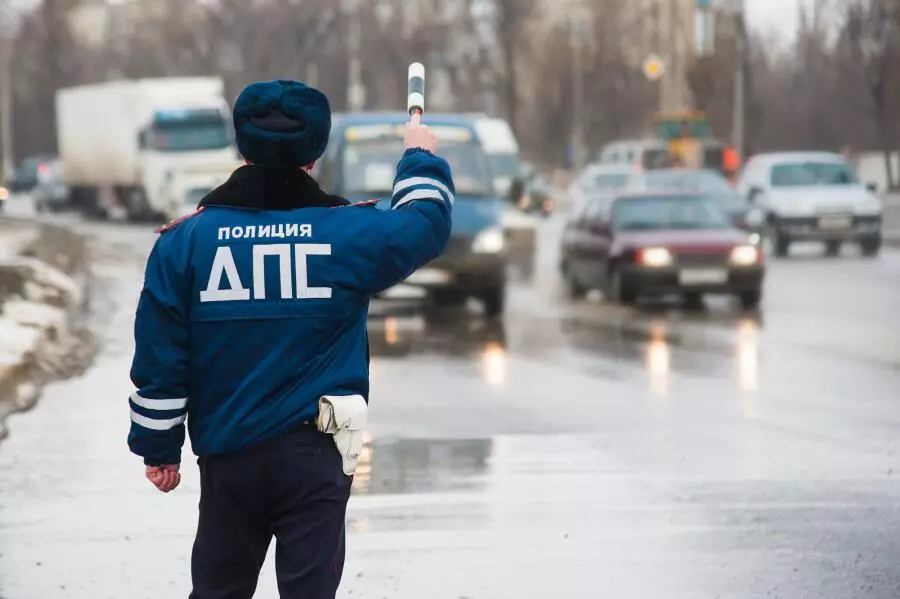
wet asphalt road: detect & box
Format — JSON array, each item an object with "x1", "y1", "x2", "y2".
[{"x1": 1, "y1": 199, "x2": 899, "y2": 598}]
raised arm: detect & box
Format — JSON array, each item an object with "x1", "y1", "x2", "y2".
[{"x1": 362, "y1": 115, "x2": 455, "y2": 294}]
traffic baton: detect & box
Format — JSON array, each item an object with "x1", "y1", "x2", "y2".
[{"x1": 407, "y1": 62, "x2": 425, "y2": 118}]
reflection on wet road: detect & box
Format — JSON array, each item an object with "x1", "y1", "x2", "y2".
[{"x1": 1, "y1": 211, "x2": 899, "y2": 598}]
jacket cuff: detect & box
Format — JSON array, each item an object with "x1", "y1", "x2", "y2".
[
  {"x1": 144, "y1": 450, "x2": 181, "y2": 466},
  {"x1": 402, "y1": 148, "x2": 436, "y2": 159}
]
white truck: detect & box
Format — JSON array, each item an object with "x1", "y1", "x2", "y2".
[{"x1": 55, "y1": 77, "x2": 242, "y2": 222}]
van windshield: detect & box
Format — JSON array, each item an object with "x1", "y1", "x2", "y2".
[
  {"x1": 149, "y1": 111, "x2": 232, "y2": 152},
  {"x1": 487, "y1": 153, "x2": 519, "y2": 179},
  {"x1": 342, "y1": 137, "x2": 494, "y2": 196}
]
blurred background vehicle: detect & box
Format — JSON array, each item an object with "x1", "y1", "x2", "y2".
[
  {"x1": 560, "y1": 191, "x2": 764, "y2": 310},
  {"x1": 316, "y1": 112, "x2": 509, "y2": 318},
  {"x1": 471, "y1": 115, "x2": 520, "y2": 199},
  {"x1": 8, "y1": 154, "x2": 55, "y2": 193},
  {"x1": 735, "y1": 151, "x2": 882, "y2": 257},
  {"x1": 511, "y1": 161, "x2": 554, "y2": 217},
  {"x1": 628, "y1": 168, "x2": 764, "y2": 235},
  {"x1": 0, "y1": 184, "x2": 8, "y2": 212},
  {"x1": 652, "y1": 110, "x2": 741, "y2": 180},
  {"x1": 596, "y1": 138, "x2": 673, "y2": 170},
  {"x1": 32, "y1": 158, "x2": 69, "y2": 213},
  {"x1": 55, "y1": 77, "x2": 240, "y2": 222},
  {"x1": 566, "y1": 163, "x2": 642, "y2": 213}
]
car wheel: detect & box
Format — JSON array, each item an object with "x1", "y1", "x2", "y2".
[
  {"x1": 738, "y1": 289, "x2": 763, "y2": 311},
  {"x1": 824, "y1": 240, "x2": 841, "y2": 256},
  {"x1": 770, "y1": 228, "x2": 790, "y2": 257},
  {"x1": 860, "y1": 238, "x2": 881, "y2": 257},
  {"x1": 481, "y1": 287, "x2": 505, "y2": 319},
  {"x1": 607, "y1": 269, "x2": 636, "y2": 305}
]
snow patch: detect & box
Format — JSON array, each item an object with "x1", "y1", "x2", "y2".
[
  {"x1": 4, "y1": 300, "x2": 68, "y2": 334},
  {"x1": 17, "y1": 257, "x2": 81, "y2": 305},
  {"x1": 0, "y1": 229, "x2": 38, "y2": 260},
  {"x1": 0, "y1": 318, "x2": 41, "y2": 367}
]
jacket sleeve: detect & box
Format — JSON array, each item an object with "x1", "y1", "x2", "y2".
[
  {"x1": 128, "y1": 232, "x2": 191, "y2": 466},
  {"x1": 362, "y1": 148, "x2": 454, "y2": 294}
]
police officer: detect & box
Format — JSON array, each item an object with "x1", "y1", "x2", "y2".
[{"x1": 127, "y1": 79, "x2": 454, "y2": 598}]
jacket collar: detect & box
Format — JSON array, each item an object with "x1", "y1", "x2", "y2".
[{"x1": 199, "y1": 165, "x2": 349, "y2": 210}]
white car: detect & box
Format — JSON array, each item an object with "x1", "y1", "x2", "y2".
[
  {"x1": 567, "y1": 163, "x2": 642, "y2": 213},
  {"x1": 735, "y1": 151, "x2": 882, "y2": 257}
]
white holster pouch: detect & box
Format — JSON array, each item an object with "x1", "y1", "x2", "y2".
[{"x1": 316, "y1": 394, "x2": 368, "y2": 476}]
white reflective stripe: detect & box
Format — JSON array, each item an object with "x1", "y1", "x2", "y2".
[
  {"x1": 393, "y1": 177, "x2": 454, "y2": 205},
  {"x1": 393, "y1": 188, "x2": 446, "y2": 210},
  {"x1": 130, "y1": 409, "x2": 186, "y2": 431},
  {"x1": 130, "y1": 392, "x2": 187, "y2": 411}
]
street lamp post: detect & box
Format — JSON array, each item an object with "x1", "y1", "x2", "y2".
[
  {"x1": 0, "y1": 6, "x2": 16, "y2": 183},
  {"x1": 342, "y1": 0, "x2": 365, "y2": 112},
  {"x1": 568, "y1": 5, "x2": 589, "y2": 170},
  {"x1": 860, "y1": 4, "x2": 894, "y2": 188},
  {"x1": 731, "y1": 0, "x2": 747, "y2": 159}
]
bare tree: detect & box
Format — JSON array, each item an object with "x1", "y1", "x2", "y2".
[{"x1": 845, "y1": 0, "x2": 897, "y2": 186}]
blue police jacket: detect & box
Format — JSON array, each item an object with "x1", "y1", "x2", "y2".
[{"x1": 128, "y1": 148, "x2": 454, "y2": 465}]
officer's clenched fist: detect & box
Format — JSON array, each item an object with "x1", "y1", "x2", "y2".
[
  {"x1": 404, "y1": 112, "x2": 437, "y2": 154},
  {"x1": 146, "y1": 464, "x2": 181, "y2": 493}
]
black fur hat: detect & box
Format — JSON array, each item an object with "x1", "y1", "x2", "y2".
[{"x1": 233, "y1": 79, "x2": 331, "y2": 167}]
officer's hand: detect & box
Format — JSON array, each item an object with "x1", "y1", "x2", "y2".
[
  {"x1": 404, "y1": 112, "x2": 437, "y2": 154},
  {"x1": 146, "y1": 464, "x2": 181, "y2": 493}
]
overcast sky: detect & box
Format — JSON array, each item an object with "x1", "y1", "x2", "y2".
[{"x1": 745, "y1": 0, "x2": 816, "y2": 38}]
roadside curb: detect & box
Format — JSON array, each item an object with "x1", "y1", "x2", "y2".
[{"x1": 0, "y1": 221, "x2": 96, "y2": 443}]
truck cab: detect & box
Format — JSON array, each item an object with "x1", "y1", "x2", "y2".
[
  {"x1": 315, "y1": 112, "x2": 508, "y2": 317},
  {"x1": 138, "y1": 105, "x2": 242, "y2": 221}
]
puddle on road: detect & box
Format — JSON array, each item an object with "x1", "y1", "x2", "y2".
[
  {"x1": 560, "y1": 306, "x2": 762, "y2": 396},
  {"x1": 351, "y1": 434, "x2": 493, "y2": 496}
]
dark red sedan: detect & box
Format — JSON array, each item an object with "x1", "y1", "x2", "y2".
[{"x1": 560, "y1": 191, "x2": 765, "y2": 309}]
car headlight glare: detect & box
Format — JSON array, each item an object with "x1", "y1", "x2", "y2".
[
  {"x1": 638, "y1": 247, "x2": 672, "y2": 267},
  {"x1": 472, "y1": 227, "x2": 505, "y2": 253},
  {"x1": 730, "y1": 244, "x2": 759, "y2": 265}
]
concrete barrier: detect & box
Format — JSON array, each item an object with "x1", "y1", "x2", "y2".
[{"x1": 0, "y1": 219, "x2": 95, "y2": 442}]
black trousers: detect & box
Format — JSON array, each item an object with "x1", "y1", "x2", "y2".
[{"x1": 189, "y1": 425, "x2": 352, "y2": 599}]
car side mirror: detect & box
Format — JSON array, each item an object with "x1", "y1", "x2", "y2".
[
  {"x1": 137, "y1": 130, "x2": 148, "y2": 149},
  {"x1": 747, "y1": 187, "x2": 763, "y2": 203},
  {"x1": 866, "y1": 182, "x2": 877, "y2": 193}
]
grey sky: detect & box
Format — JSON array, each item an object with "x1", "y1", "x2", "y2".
[{"x1": 746, "y1": 0, "x2": 815, "y2": 37}]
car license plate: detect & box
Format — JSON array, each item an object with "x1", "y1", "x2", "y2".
[
  {"x1": 679, "y1": 268, "x2": 728, "y2": 285},
  {"x1": 818, "y1": 215, "x2": 852, "y2": 230},
  {"x1": 406, "y1": 268, "x2": 452, "y2": 285}
]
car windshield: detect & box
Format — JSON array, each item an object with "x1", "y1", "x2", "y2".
[
  {"x1": 150, "y1": 117, "x2": 232, "y2": 152},
  {"x1": 613, "y1": 194, "x2": 731, "y2": 231},
  {"x1": 770, "y1": 161, "x2": 858, "y2": 187},
  {"x1": 341, "y1": 137, "x2": 493, "y2": 196}
]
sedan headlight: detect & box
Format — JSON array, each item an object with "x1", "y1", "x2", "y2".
[
  {"x1": 730, "y1": 245, "x2": 759, "y2": 265},
  {"x1": 637, "y1": 247, "x2": 673, "y2": 267},
  {"x1": 472, "y1": 227, "x2": 505, "y2": 253}
]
